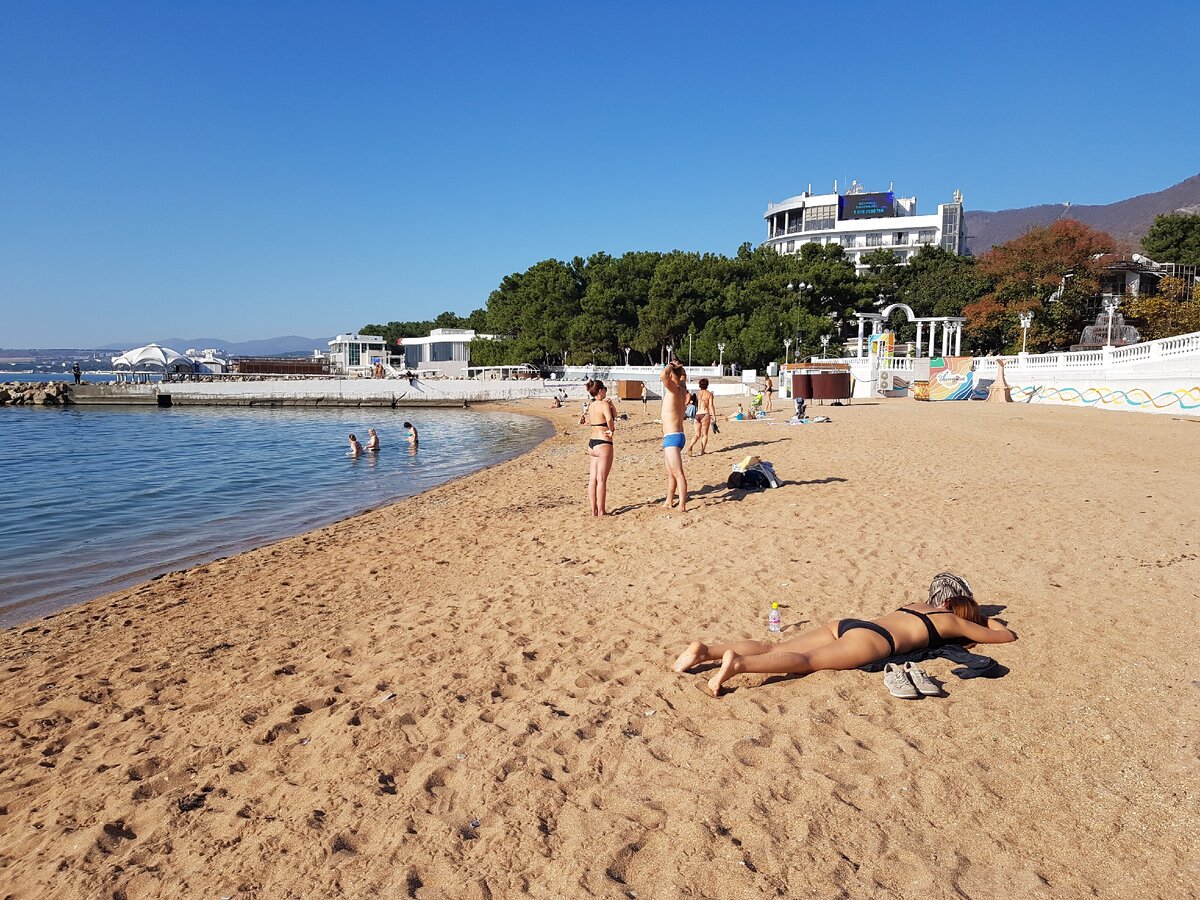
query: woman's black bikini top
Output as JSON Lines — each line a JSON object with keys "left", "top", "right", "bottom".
{"left": 896, "top": 607, "right": 962, "bottom": 651}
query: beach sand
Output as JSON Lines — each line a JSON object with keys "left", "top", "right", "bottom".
{"left": 1, "top": 397, "right": 1197, "bottom": 899}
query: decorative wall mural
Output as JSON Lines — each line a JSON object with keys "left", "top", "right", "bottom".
{"left": 1010, "top": 384, "right": 1200, "bottom": 411}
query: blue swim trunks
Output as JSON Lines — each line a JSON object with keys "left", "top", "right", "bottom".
{"left": 662, "top": 432, "right": 685, "bottom": 450}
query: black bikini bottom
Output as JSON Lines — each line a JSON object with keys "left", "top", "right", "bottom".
{"left": 837, "top": 619, "right": 896, "bottom": 655}
{"left": 588, "top": 439, "right": 613, "bottom": 449}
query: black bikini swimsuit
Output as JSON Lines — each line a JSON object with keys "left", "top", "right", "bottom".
{"left": 588, "top": 438, "right": 613, "bottom": 449}
{"left": 896, "top": 607, "right": 958, "bottom": 650}
{"left": 837, "top": 608, "right": 959, "bottom": 655}
{"left": 837, "top": 618, "right": 896, "bottom": 654}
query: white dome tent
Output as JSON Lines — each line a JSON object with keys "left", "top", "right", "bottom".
{"left": 111, "top": 343, "right": 195, "bottom": 382}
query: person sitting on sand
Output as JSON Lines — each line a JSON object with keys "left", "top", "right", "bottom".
{"left": 365, "top": 428, "right": 380, "bottom": 452}
{"left": 348, "top": 434, "right": 364, "bottom": 457}
{"left": 674, "top": 595, "right": 1016, "bottom": 697}
{"left": 403, "top": 421, "right": 418, "bottom": 448}
{"left": 729, "top": 403, "right": 746, "bottom": 421}
{"left": 550, "top": 395, "right": 562, "bottom": 409}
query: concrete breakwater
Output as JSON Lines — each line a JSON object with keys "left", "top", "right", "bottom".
{"left": 0, "top": 381, "right": 71, "bottom": 405}
{"left": 68, "top": 378, "right": 587, "bottom": 408}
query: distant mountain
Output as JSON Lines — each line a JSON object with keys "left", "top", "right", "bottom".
{"left": 103, "top": 336, "right": 332, "bottom": 355}
{"left": 964, "top": 173, "right": 1200, "bottom": 256}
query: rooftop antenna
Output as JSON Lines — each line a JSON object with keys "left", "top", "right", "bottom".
{"left": 889, "top": 180, "right": 894, "bottom": 192}
{"left": 834, "top": 178, "right": 838, "bottom": 194}
{"left": 808, "top": 182, "right": 812, "bottom": 194}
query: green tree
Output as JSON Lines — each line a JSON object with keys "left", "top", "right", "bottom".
{"left": 881, "top": 246, "right": 988, "bottom": 344}
{"left": 637, "top": 252, "right": 723, "bottom": 362}
{"left": 432, "top": 310, "right": 469, "bottom": 329}
{"left": 1142, "top": 213, "right": 1200, "bottom": 266}
{"left": 574, "top": 251, "right": 661, "bottom": 363}
{"left": 478, "top": 259, "right": 582, "bottom": 365}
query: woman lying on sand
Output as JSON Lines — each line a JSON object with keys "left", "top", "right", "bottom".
{"left": 674, "top": 596, "right": 1016, "bottom": 697}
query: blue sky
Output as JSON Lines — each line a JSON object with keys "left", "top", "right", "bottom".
{"left": 2, "top": 0, "right": 1198, "bottom": 347}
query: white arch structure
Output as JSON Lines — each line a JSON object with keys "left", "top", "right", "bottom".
{"left": 854, "top": 303, "right": 967, "bottom": 358}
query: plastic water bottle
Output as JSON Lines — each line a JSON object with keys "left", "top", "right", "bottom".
{"left": 768, "top": 602, "right": 782, "bottom": 634}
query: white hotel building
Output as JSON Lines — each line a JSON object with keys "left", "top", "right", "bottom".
{"left": 763, "top": 182, "right": 965, "bottom": 272}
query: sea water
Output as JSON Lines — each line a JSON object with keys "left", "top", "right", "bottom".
{"left": 0, "top": 405, "right": 552, "bottom": 628}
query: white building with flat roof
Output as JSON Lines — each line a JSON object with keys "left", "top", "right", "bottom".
{"left": 328, "top": 334, "right": 390, "bottom": 376}
{"left": 399, "top": 328, "right": 494, "bottom": 377}
{"left": 763, "top": 181, "right": 964, "bottom": 272}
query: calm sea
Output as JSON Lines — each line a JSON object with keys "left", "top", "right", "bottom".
{"left": 0, "top": 405, "right": 552, "bottom": 628}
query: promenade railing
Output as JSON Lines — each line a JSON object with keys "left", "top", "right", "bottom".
{"left": 827, "top": 330, "right": 1200, "bottom": 374}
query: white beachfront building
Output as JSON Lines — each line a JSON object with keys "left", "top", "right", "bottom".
{"left": 327, "top": 328, "right": 494, "bottom": 378}
{"left": 398, "top": 328, "right": 495, "bottom": 377}
{"left": 763, "top": 181, "right": 965, "bottom": 273}
{"left": 327, "top": 334, "right": 391, "bottom": 376}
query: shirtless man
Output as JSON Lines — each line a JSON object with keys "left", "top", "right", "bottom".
{"left": 347, "top": 433, "right": 365, "bottom": 457}
{"left": 688, "top": 377, "right": 716, "bottom": 456}
{"left": 660, "top": 358, "right": 689, "bottom": 511}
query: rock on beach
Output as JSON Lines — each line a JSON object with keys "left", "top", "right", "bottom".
{"left": 0, "top": 381, "right": 71, "bottom": 405}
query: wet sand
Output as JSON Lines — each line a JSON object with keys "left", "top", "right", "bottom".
{"left": 1, "top": 398, "right": 1197, "bottom": 899}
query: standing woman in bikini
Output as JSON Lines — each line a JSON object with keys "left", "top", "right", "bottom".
{"left": 673, "top": 595, "right": 1016, "bottom": 697}
{"left": 584, "top": 379, "right": 615, "bottom": 516}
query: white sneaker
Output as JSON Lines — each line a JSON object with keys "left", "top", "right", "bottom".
{"left": 902, "top": 661, "right": 941, "bottom": 696}
{"left": 883, "top": 663, "right": 919, "bottom": 699}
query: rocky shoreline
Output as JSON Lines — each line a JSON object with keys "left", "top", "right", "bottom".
{"left": 0, "top": 381, "right": 72, "bottom": 406}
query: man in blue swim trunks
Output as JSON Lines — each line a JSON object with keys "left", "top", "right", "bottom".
{"left": 660, "top": 358, "right": 689, "bottom": 511}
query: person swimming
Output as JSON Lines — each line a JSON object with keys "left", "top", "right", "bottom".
{"left": 347, "top": 434, "right": 364, "bottom": 457}
{"left": 403, "top": 421, "right": 418, "bottom": 448}
{"left": 365, "top": 428, "right": 380, "bottom": 452}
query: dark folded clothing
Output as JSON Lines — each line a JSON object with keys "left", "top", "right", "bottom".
{"left": 859, "top": 644, "right": 999, "bottom": 679}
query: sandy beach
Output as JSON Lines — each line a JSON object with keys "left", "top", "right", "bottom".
{"left": 1, "top": 397, "right": 1197, "bottom": 899}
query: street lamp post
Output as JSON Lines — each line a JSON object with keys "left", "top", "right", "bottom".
{"left": 788, "top": 281, "right": 811, "bottom": 356}
{"left": 783, "top": 337, "right": 792, "bottom": 366}
{"left": 717, "top": 342, "right": 725, "bottom": 374}
{"left": 1103, "top": 297, "right": 1121, "bottom": 348}
{"left": 665, "top": 344, "right": 673, "bottom": 365}
{"left": 820, "top": 334, "right": 830, "bottom": 358}
{"left": 1018, "top": 312, "right": 1034, "bottom": 354}
{"left": 623, "top": 346, "right": 631, "bottom": 367}
{"left": 688, "top": 329, "right": 693, "bottom": 366}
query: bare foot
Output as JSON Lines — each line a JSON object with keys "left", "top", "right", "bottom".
{"left": 672, "top": 641, "right": 707, "bottom": 673}
{"left": 705, "top": 650, "right": 737, "bottom": 697}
